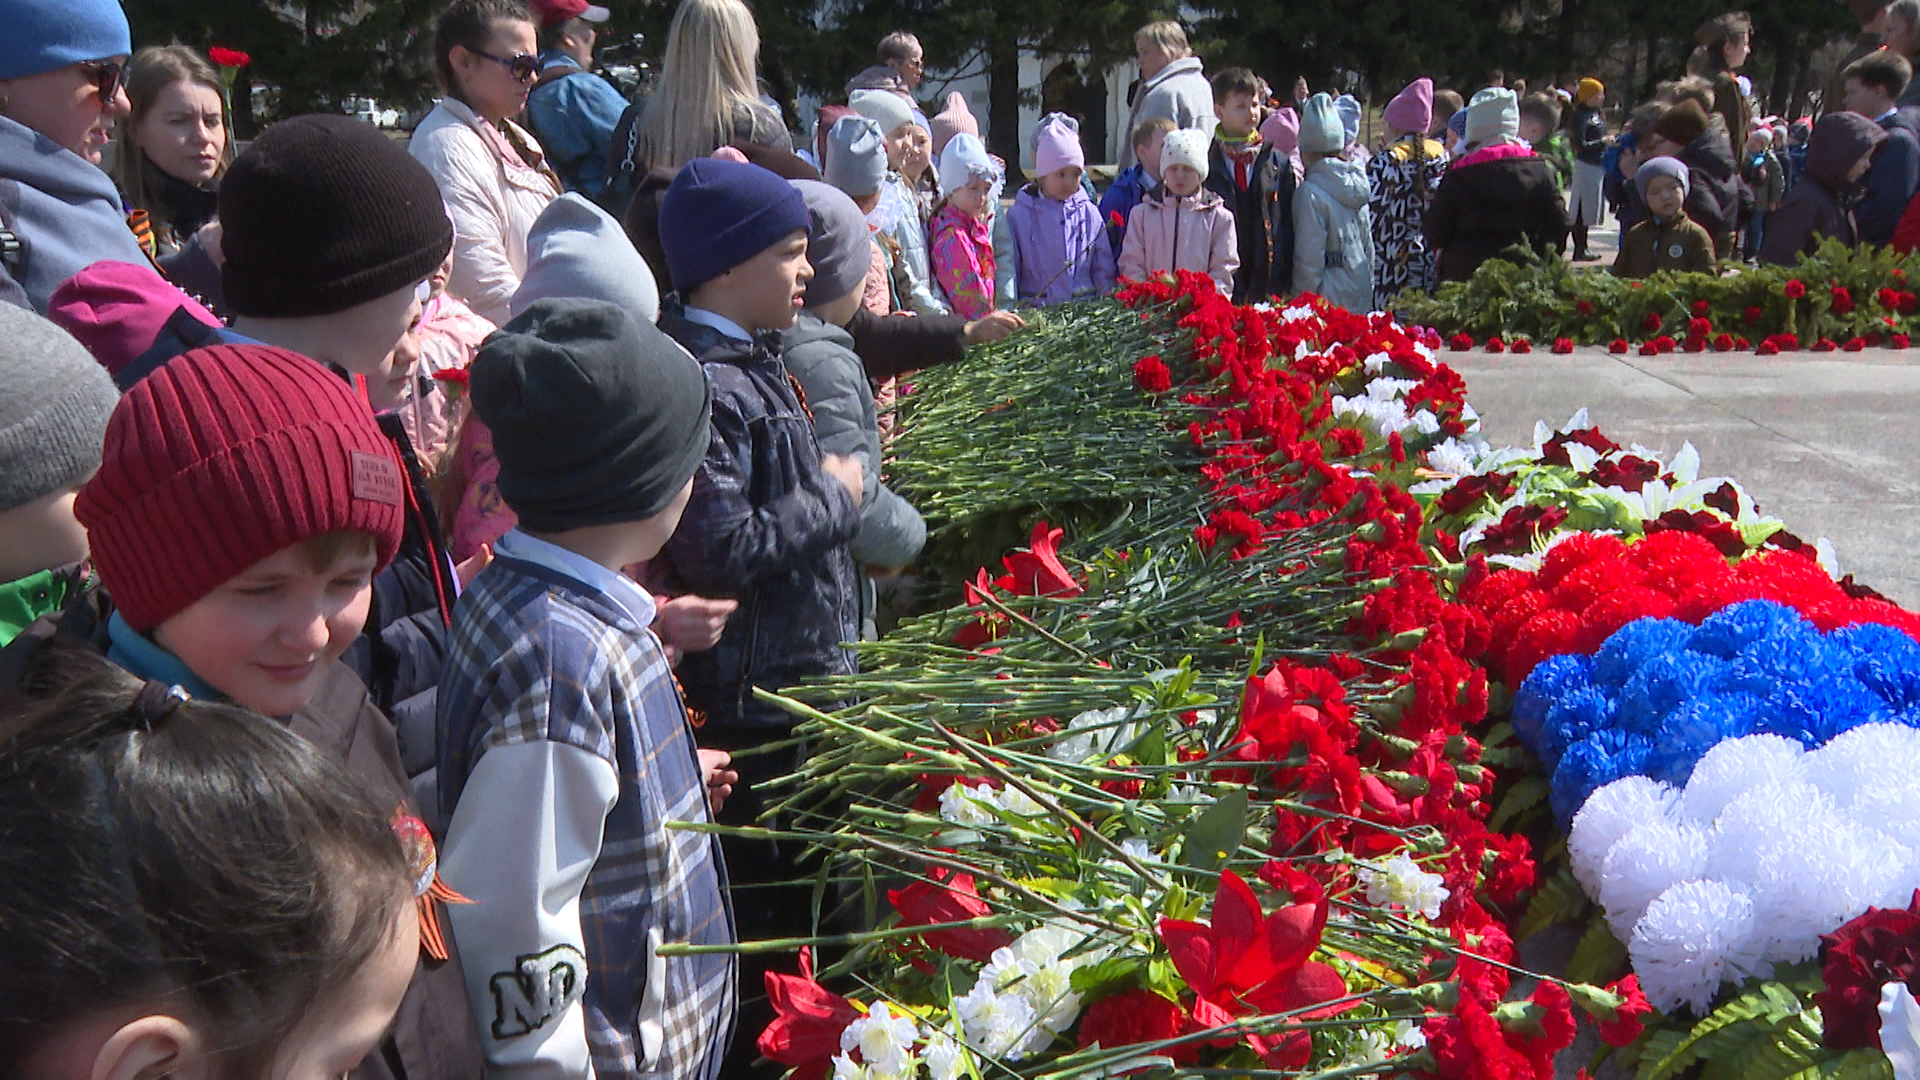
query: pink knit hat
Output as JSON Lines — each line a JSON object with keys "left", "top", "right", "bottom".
{"left": 1383, "top": 78, "right": 1434, "bottom": 137}
{"left": 930, "top": 91, "right": 979, "bottom": 156}
{"left": 1259, "top": 106, "right": 1300, "bottom": 155}
{"left": 1032, "top": 112, "right": 1084, "bottom": 177}
{"left": 47, "top": 260, "right": 221, "bottom": 377}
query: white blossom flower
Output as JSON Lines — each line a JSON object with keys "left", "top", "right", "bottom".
{"left": 953, "top": 974, "right": 1040, "bottom": 1059}
{"left": 922, "top": 1024, "right": 968, "bottom": 1080}
{"left": 1356, "top": 851, "right": 1450, "bottom": 920}
{"left": 1395, "top": 1019, "right": 1428, "bottom": 1049}
{"left": 841, "top": 1002, "right": 921, "bottom": 1077}
{"left": 938, "top": 782, "right": 999, "bottom": 827}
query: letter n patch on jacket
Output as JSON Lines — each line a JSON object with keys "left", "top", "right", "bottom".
{"left": 489, "top": 945, "right": 589, "bottom": 1039}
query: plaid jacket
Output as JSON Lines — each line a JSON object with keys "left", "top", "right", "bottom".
{"left": 438, "top": 553, "right": 735, "bottom": 1080}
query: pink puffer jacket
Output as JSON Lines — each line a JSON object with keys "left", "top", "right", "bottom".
{"left": 1117, "top": 187, "right": 1239, "bottom": 297}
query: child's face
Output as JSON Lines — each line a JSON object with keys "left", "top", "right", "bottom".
{"left": 949, "top": 174, "right": 993, "bottom": 217}
{"left": 708, "top": 230, "right": 813, "bottom": 331}
{"left": 902, "top": 126, "right": 932, "bottom": 177}
{"left": 1163, "top": 163, "right": 1202, "bottom": 197}
{"left": 1773, "top": 130, "right": 1787, "bottom": 150}
{"left": 318, "top": 282, "right": 426, "bottom": 401}
{"left": 269, "top": 900, "right": 420, "bottom": 1079}
{"left": 883, "top": 121, "right": 915, "bottom": 171}
{"left": 0, "top": 484, "right": 89, "bottom": 585}
{"left": 1038, "top": 165, "right": 1083, "bottom": 201}
{"left": 1518, "top": 116, "right": 1549, "bottom": 144}
{"left": 1217, "top": 91, "right": 1257, "bottom": 138}
{"left": 153, "top": 535, "right": 379, "bottom": 718}
{"left": 1747, "top": 130, "right": 1770, "bottom": 153}
{"left": 428, "top": 247, "right": 454, "bottom": 299}
{"left": 367, "top": 315, "right": 422, "bottom": 413}
{"left": 1848, "top": 149, "right": 1875, "bottom": 182}
{"left": 1645, "top": 174, "right": 1685, "bottom": 219}
{"left": 1843, "top": 77, "right": 1892, "bottom": 118}
{"left": 1137, "top": 128, "right": 1167, "bottom": 180}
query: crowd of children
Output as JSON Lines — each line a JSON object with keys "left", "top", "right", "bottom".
{"left": 20, "top": 0, "right": 1920, "bottom": 1076}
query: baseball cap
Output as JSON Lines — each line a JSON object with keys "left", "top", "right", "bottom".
{"left": 529, "top": 0, "right": 609, "bottom": 27}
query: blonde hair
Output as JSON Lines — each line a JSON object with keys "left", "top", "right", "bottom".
{"left": 1133, "top": 20, "right": 1192, "bottom": 60}
{"left": 114, "top": 45, "right": 231, "bottom": 216}
{"left": 637, "top": 0, "right": 765, "bottom": 173}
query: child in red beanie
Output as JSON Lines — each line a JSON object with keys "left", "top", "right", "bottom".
{"left": 0, "top": 341, "right": 487, "bottom": 1080}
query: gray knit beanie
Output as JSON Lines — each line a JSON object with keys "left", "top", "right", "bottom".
{"left": 826, "top": 115, "right": 888, "bottom": 198}
{"left": 0, "top": 305, "right": 119, "bottom": 512}
{"left": 791, "top": 180, "right": 873, "bottom": 308}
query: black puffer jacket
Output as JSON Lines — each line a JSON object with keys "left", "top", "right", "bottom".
{"left": 1677, "top": 126, "right": 1751, "bottom": 249}
{"left": 1571, "top": 105, "right": 1608, "bottom": 166}
{"left": 655, "top": 304, "right": 861, "bottom": 731}
{"left": 1425, "top": 146, "right": 1570, "bottom": 283}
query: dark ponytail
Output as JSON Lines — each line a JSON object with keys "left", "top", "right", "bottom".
{"left": 0, "top": 648, "right": 413, "bottom": 1072}
{"left": 432, "top": 0, "right": 534, "bottom": 94}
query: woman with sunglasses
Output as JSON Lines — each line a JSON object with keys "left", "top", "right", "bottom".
{"left": 0, "top": 0, "right": 153, "bottom": 311}
{"left": 410, "top": 0, "right": 562, "bottom": 325}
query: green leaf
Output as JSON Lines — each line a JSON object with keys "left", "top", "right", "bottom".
{"left": 1490, "top": 775, "right": 1550, "bottom": 832}
{"left": 1517, "top": 868, "right": 1589, "bottom": 940}
{"left": 1565, "top": 916, "right": 1628, "bottom": 985}
{"left": 1179, "top": 787, "right": 1249, "bottom": 873}
{"left": 1070, "top": 955, "right": 1147, "bottom": 997}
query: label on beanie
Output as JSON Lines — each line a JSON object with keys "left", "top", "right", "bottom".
{"left": 351, "top": 450, "right": 403, "bottom": 507}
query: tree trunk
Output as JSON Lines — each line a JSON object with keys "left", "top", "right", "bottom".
{"left": 987, "top": 13, "right": 1022, "bottom": 169}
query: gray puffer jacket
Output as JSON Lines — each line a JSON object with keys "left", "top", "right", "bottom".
{"left": 0, "top": 115, "right": 150, "bottom": 312}
{"left": 782, "top": 311, "right": 925, "bottom": 571}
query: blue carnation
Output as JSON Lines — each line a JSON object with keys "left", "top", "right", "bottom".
{"left": 1539, "top": 686, "right": 1618, "bottom": 770}
{"left": 1832, "top": 622, "right": 1920, "bottom": 668}
{"left": 1617, "top": 652, "right": 1727, "bottom": 735}
{"left": 1592, "top": 618, "right": 1693, "bottom": 688}
{"left": 1552, "top": 729, "right": 1654, "bottom": 826}
{"left": 1729, "top": 633, "right": 1851, "bottom": 686}
{"left": 1858, "top": 649, "right": 1920, "bottom": 713}
{"left": 1646, "top": 693, "right": 1763, "bottom": 785}
{"left": 1514, "top": 653, "right": 1594, "bottom": 754}
{"left": 1688, "top": 600, "right": 1812, "bottom": 659}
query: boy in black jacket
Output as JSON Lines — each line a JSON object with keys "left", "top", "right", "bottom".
{"left": 1207, "top": 66, "right": 1274, "bottom": 302}
{"left": 651, "top": 158, "right": 865, "bottom": 1078}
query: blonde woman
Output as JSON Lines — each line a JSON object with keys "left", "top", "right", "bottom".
{"left": 409, "top": 0, "right": 561, "bottom": 324}
{"left": 115, "top": 45, "right": 229, "bottom": 258}
{"left": 621, "top": 0, "right": 790, "bottom": 176}
{"left": 1119, "top": 19, "right": 1214, "bottom": 168}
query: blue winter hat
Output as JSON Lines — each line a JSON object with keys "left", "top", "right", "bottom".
{"left": 658, "top": 157, "right": 810, "bottom": 292}
{"left": 0, "top": 0, "right": 132, "bottom": 80}
{"left": 1334, "top": 94, "right": 1362, "bottom": 147}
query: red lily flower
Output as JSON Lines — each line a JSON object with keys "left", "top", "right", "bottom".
{"left": 887, "top": 869, "right": 1013, "bottom": 961}
{"left": 758, "top": 947, "right": 860, "bottom": 1080}
{"left": 1157, "top": 870, "right": 1352, "bottom": 1034}
{"left": 1000, "top": 520, "right": 1083, "bottom": 597}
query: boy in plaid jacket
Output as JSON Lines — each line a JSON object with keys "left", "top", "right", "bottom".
{"left": 436, "top": 298, "right": 735, "bottom": 1080}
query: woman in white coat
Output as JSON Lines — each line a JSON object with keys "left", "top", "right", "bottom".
{"left": 409, "top": 0, "right": 562, "bottom": 324}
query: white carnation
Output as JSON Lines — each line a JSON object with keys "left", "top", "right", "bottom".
{"left": 1630, "top": 878, "right": 1770, "bottom": 1013}
{"left": 1569, "top": 776, "right": 1680, "bottom": 893}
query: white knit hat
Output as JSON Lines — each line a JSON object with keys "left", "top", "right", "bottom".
{"left": 849, "top": 88, "right": 914, "bottom": 136}
{"left": 1160, "top": 128, "right": 1210, "bottom": 181}
{"left": 1464, "top": 87, "right": 1519, "bottom": 150}
{"left": 1299, "top": 92, "right": 1344, "bottom": 154}
{"left": 936, "top": 131, "right": 1002, "bottom": 200}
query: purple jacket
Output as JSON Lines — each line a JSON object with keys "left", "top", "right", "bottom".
{"left": 1006, "top": 184, "right": 1117, "bottom": 306}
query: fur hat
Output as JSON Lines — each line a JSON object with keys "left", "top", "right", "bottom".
{"left": 1300, "top": 92, "right": 1345, "bottom": 154}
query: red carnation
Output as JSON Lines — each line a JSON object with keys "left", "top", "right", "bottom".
{"left": 1641, "top": 311, "right": 1663, "bottom": 332}
{"left": 1688, "top": 317, "right": 1712, "bottom": 337}
{"left": 1510, "top": 338, "right": 1533, "bottom": 353}
{"left": 1551, "top": 337, "right": 1574, "bottom": 354}
{"left": 1683, "top": 335, "right": 1707, "bottom": 353}
{"left": 1692, "top": 299, "right": 1710, "bottom": 317}
{"left": 1108, "top": 210, "right": 1126, "bottom": 229}
{"left": 1569, "top": 975, "right": 1655, "bottom": 1048}
{"left": 1784, "top": 279, "right": 1807, "bottom": 299}
{"left": 1812, "top": 337, "right": 1839, "bottom": 352}
{"left": 1743, "top": 305, "right": 1764, "bottom": 324}
{"left": 1639, "top": 340, "right": 1659, "bottom": 356}
{"left": 1713, "top": 332, "right": 1734, "bottom": 351}
{"left": 432, "top": 367, "right": 470, "bottom": 388}
{"left": 1832, "top": 285, "right": 1856, "bottom": 314}
{"left": 1844, "top": 337, "right": 1867, "bottom": 352}
{"left": 1485, "top": 336, "right": 1507, "bottom": 353}
{"left": 1818, "top": 891, "right": 1920, "bottom": 1050}
{"left": 1449, "top": 333, "right": 1474, "bottom": 352}
{"left": 1076, "top": 989, "right": 1197, "bottom": 1062}
{"left": 1132, "top": 353, "right": 1172, "bottom": 393}
{"left": 1608, "top": 338, "right": 1629, "bottom": 353}
{"left": 209, "top": 45, "right": 251, "bottom": 68}
{"left": 1756, "top": 339, "right": 1780, "bottom": 355}
{"left": 1898, "top": 333, "right": 1913, "bottom": 348}
{"left": 1576, "top": 299, "right": 1595, "bottom": 315}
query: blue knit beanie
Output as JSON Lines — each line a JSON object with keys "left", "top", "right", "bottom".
{"left": 659, "top": 157, "right": 810, "bottom": 292}
{"left": 0, "top": 0, "right": 131, "bottom": 80}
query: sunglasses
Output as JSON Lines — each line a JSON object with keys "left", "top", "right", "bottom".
{"left": 470, "top": 47, "right": 538, "bottom": 82}
{"left": 79, "top": 60, "right": 127, "bottom": 105}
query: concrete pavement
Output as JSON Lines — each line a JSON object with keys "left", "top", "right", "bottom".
{"left": 1450, "top": 347, "right": 1920, "bottom": 607}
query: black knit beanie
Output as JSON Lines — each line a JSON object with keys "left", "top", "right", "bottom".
{"left": 472, "top": 298, "right": 713, "bottom": 532}
{"left": 219, "top": 114, "right": 454, "bottom": 318}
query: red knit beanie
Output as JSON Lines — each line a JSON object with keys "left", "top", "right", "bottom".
{"left": 76, "top": 343, "right": 406, "bottom": 631}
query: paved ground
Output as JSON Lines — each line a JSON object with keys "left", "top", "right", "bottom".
{"left": 1451, "top": 346, "right": 1920, "bottom": 607}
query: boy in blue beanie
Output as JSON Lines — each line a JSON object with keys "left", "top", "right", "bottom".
{"left": 651, "top": 159, "right": 863, "bottom": 1066}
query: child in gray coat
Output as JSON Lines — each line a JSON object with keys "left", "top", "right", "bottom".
{"left": 1293, "top": 92, "right": 1377, "bottom": 313}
